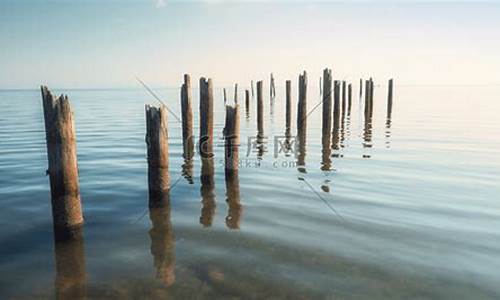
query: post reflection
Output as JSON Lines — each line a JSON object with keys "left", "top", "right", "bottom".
{"left": 385, "top": 87, "right": 393, "bottom": 148}
{"left": 256, "top": 134, "right": 266, "bottom": 159}
{"left": 200, "top": 157, "right": 216, "bottom": 227}
{"left": 148, "top": 194, "right": 175, "bottom": 287}
{"left": 181, "top": 159, "right": 194, "bottom": 184}
{"left": 225, "top": 168, "right": 242, "bottom": 229}
{"left": 321, "top": 131, "right": 332, "bottom": 171}
{"left": 297, "top": 128, "right": 307, "bottom": 173}
{"left": 53, "top": 226, "right": 87, "bottom": 300}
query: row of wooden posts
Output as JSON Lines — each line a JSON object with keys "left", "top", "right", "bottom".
{"left": 41, "top": 70, "right": 393, "bottom": 230}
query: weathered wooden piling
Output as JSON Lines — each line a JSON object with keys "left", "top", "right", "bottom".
{"left": 270, "top": 73, "right": 276, "bottom": 100}
{"left": 181, "top": 74, "right": 194, "bottom": 158}
{"left": 321, "top": 69, "right": 332, "bottom": 171}
{"left": 41, "top": 86, "right": 83, "bottom": 229}
{"left": 332, "top": 81, "right": 341, "bottom": 150}
{"left": 341, "top": 81, "right": 347, "bottom": 116}
{"left": 234, "top": 83, "right": 238, "bottom": 104}
{"left": 199, "top": 78, "right": 214, "bottom": 158}
{"left": 223, "top": 88, "right": 227, "bottom": 104}
{"left": 224, "top": 104, "right": 241, "bottom": 229}
{"left": 285, "top": 80, "right": 292, "bottom": 131}
{"left": 319, "top": 77, "right": 323, "bottom": 96}
{"left": 387, "top": 78, "right": 393, "bottom": 116}
{"left": 347, "top": 83, "right": 352, "bottom": 115}
{"left": 245, "top": 89, "right": 250, "bottom": 114}
{"left": 364, "top": 80, "right": 370, "bottom": 116}
{"left": 145, "top": 105, "right": 170, "bottom": 204}
{"left": 256, "top": 81, "right": 264, "bottom": 136}
{"left": 322, "top": 69, "right": 332, "bottom": 138}
{"left": 224, "top": 105, "right": 240, "bottom": 172}
{"left": 369, "top": 78, "right": 374, "bottom": 103}
{"left": 251, "top": 80, "right": 255, "bottom": 98}
{"left": 297, "top": 71, "right": 308, "bottom": 135}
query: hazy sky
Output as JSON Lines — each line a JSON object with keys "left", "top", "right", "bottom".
{"left": 1, "top": 0, "right": 500, "bottom": 88}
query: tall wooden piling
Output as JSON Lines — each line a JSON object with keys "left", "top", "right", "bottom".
{"left": 341, "top": 81, "right": 347, "bottom": 116}
{"left": 224, "top": 104, "right": 241, "bottom": 228}
{"left": 199, "top": 78, "right": 214, "bottom": 158}
{"left": 332, "top": 81, "right": 341, "bottom": 150}
{"left": 181, "top": 74, "right": 194, "bottom": 158}
{"left": 364, "top": 80, "right": 370, "bottom": 117}
{"left": 387, "top": 78, "right": 393, "bottom": 116}
{"left": 234, "top": 83, "right": 238, "bottom": 104}
{"left": 41, "top": 86, "right": 83, "bottom": 229}
{"left": 285, "top": 80, "right": 292, "bottom": 132}
{"left": 145, "top": 105, "right": 170, "bottom": 204}
{"left": 297, "top": 71, "right": 308, "bottom": 135}
{"left": 369, "top": 78, "right": 374, "bottom": 104}
{"left": 322, "top": 69, "right": 332, "bottom": 138}
{"left": 224, "top": 105, "right": 240, "bottom": 172}
{"left": 347, "top": 83, "right": 352, "bottom": 115}
{"left": 251, "top": 80, "right": 255, "bottom": 98}
{"left": 257, "top": 81, "right": 264, "bottom": 136}
{"left": 270, "top": 73, "right": 276, "bottom": 100}
{"left": 223, "top": 88, "right": 227, "bottom": 104}
{"left": 245, "top": 89, "right": 250, "bottom": 114}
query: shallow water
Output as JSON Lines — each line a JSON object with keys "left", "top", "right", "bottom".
{"left": 1, "top": 84, "right": 500, "bottom": 299}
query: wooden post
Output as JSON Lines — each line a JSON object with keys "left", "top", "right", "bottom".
{"left": 369, "top": 78, "right": 374, "bottom": 104}
{"left": 234, "top": 83, "right": 238, "bottom": 104}
{"left": 224, "top": 105, "right": 240, "bottom": 172}
{"left": 359, "top": 78, "right": 363, "bottom": 97}
{"left": 319, "top": 77, "right": 323, "bottom": 96}
{"left": 297, "top": 71, "right": 308, "bottom": 135}
{"left": 41, "top": 86, "right": 83, "bottom": 229}
{"left": 245, "top": 89, "right": 250, "bottom": 115}
{"left": 285, "top": 80, "right": 292, "bottom": 131}
{"left": 347, "top": 83, "right": 352, "bottom": 115}
{"left": 270, "top": 73, "right": 276, "bottom": 100}
{"left": 223, "top": 88, "right": 227, "bottom": 104}
{"left": 332, "top": 81, "right": 341, "bottom": 150}
{"left": 322, "top": 69, "right": 332, "bottom": 139}
{"left": 256, "top": 81, "right": 264, "bottom": 136}
{"left": 387, "top": 78, "right": 393, "bottom": 116}
{"left": 364, "top": 80, "right": 370, "bottom": 117}
{"left": 341, "top": 81, "right": 346, "bottom": 116}
{"left": 224, "top": 104, "right": 241, "bottom": 228}
{"left": 251, "top": 80, "right": 255, "bottom": 98}
{"left": 181, "top": 74, "right": 193, "bottom": 159}
{"left": 145, "top": 105, "right": 169, "bottom": 204}
{"left": 199, "top": 78, "right": 214, "bottom": 158}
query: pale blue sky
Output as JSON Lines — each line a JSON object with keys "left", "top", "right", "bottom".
{"left": 1, "top": 0, "right": 500, "bottom": 88}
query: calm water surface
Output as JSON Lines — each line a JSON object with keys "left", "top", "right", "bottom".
{"left": 0, "top": 84, "right": 499, "bottom": 299}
